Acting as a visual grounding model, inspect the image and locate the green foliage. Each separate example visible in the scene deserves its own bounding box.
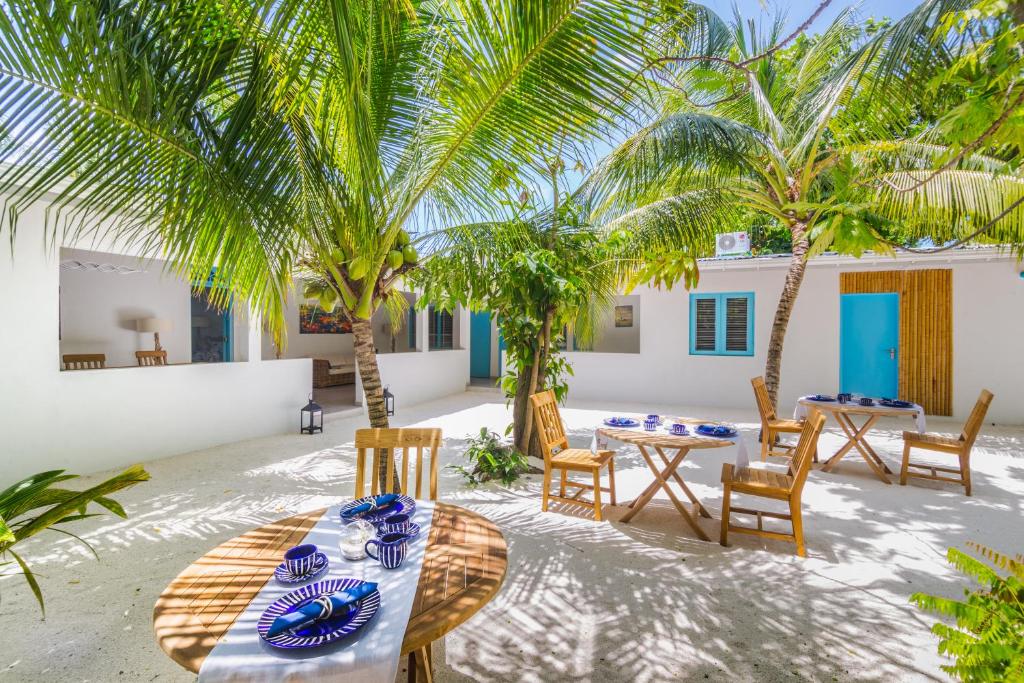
[0,465,150,616]
[912,542,1024,682]
[450,428,529,487]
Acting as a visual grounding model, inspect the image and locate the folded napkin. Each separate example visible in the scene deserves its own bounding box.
[267,582,379,637]
[697,424,736,437]
[341,494,399,519]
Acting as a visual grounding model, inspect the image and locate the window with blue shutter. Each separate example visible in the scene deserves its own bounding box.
[689,292,754,356]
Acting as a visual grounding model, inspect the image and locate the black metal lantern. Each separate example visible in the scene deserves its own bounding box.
[300,395,323,434]
[383,386,395,417]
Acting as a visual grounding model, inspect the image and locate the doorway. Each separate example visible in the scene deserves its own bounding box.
[840,292,899,397]
[470,311,492,378]
[191,288,232,363]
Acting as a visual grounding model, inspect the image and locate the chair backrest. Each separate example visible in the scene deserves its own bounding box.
[529,390,568,464]
[354,428,442,500]
[136,350,168,366]
[960,389,994,448]
[789,410,827,493]
[62,353,106,370]
[751,376,777,423]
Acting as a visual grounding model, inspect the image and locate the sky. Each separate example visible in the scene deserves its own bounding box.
[699,0,921,33]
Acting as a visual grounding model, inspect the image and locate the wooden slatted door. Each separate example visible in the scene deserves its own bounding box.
[839,269,952,415]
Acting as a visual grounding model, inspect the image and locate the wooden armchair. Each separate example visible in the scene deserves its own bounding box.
[752,376,805,461]
[354,428,442,500]
[720,410,826,557]
[529,390,616,521]
[136,350,168,366]
[62,353,106,370]
[900,389,993,496]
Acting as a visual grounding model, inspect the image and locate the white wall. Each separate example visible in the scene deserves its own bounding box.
[583,294,641,353]
[560,251,1024,425]
[354,349,470,412]
[0,205,313,481]
[59,248,191,367]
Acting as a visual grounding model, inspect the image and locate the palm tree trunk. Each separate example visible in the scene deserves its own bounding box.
[351,317,391,491]
[764,222,810,408]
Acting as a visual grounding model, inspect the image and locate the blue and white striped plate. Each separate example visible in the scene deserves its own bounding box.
[274,552,329,585]
[339,495,416,524]
[257,578,381,649]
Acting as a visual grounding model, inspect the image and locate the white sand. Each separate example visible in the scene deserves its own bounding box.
[2,391,1021,682]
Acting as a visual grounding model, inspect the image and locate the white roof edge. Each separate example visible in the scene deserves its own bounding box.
[697,246,1018,272]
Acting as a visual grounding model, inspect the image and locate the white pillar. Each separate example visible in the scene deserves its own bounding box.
[457,305,470,350]
[416,307,430,353]
[248,311,263,362]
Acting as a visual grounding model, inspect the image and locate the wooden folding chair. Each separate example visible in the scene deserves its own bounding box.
[752,376,805,461]
[529,390,616,522]
[354,428,442,500]
[62,353,106,370]
[720,410,826,557]
[900,389,993,496]
[136,350,168,366]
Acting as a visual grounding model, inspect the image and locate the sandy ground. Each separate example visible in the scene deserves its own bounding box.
[1,390,1022,683]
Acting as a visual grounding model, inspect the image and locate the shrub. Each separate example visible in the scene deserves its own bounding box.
[451,428,529,487]
[911,542,1024,682]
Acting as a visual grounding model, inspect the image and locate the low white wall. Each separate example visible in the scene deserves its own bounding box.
[0,205,313,481]
[354,349,470,413]
[562,251,1024,425]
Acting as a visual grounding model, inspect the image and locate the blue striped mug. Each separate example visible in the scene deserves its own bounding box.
[365,532,408,570]
[283,544,318,576]
[377,513,413,536]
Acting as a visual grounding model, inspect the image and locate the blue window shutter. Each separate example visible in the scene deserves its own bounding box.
[689,292,754,356]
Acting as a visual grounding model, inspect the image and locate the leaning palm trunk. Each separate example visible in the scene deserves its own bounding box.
[764,223,810,407]
[352,318,391,490]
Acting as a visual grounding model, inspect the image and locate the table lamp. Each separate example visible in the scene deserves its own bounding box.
[137,318,172,351]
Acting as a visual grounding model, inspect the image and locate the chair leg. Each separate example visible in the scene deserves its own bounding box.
[719,485,731,547]
[899,442,911,486]
[559,469,567,498]
[607,459,617,506]
[541,465,552,512]
[790,499,805,558]
[592,468,603,522]
[760,429,770,461]
[960,452,972,496]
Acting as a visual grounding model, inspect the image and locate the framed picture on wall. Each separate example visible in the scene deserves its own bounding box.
[614,305,634,328]
[299,304,353,334]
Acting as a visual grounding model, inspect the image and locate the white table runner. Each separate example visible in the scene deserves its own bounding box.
[198,499,435,683]
[794,397,926,433]
[592,425,750,468]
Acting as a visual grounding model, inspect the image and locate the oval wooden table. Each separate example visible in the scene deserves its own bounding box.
[153,502,507,682]
[597,425,733,541]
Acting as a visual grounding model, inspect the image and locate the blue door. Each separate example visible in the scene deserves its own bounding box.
[840,293,899,397]
[470,312,492,378]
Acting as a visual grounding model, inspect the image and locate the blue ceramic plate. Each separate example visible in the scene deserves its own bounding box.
[274,552,329,585]
[603,417,640,428]
[339,495,416,525]
[880,399,913,408]
[696,424,738,438]
[257,578,381,649]
[807,394,836,402]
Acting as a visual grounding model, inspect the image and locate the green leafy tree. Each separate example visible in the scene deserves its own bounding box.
[587,1,1024,407]
[912,542,1024,682]
[0,466,150,616]
[0,0,674,447]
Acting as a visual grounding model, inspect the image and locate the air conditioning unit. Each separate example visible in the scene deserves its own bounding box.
[715,231,751,258]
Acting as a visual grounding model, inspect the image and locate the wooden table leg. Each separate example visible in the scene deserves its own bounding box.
[621,446,711,541]
[654,446,713,519]
[827,414,891,484]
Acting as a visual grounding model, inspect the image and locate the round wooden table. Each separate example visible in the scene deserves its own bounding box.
[153,501,507,680]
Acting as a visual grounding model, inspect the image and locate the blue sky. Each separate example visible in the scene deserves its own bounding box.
[699,0,921,33]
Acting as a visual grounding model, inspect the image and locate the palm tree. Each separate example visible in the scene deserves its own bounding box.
[0,0,673,432]
[586,1,1024,407]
